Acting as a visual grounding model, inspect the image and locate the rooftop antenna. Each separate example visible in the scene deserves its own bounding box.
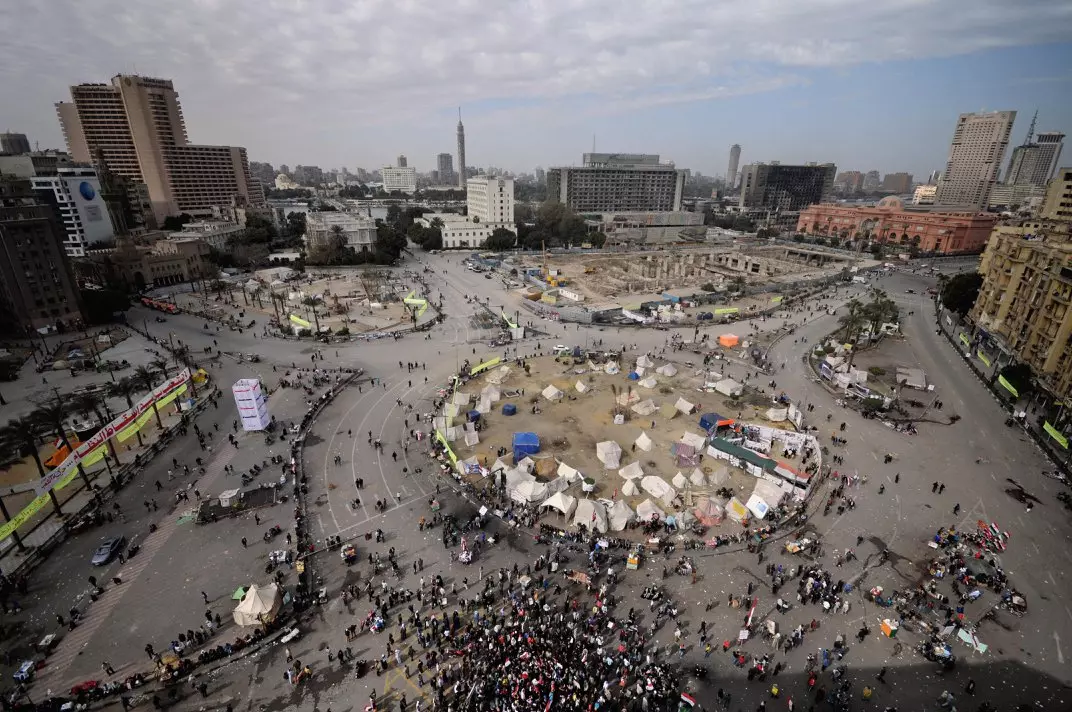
[1022,110,1038,146]
[592,134,596,153]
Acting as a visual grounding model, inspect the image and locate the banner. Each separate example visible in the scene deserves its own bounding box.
[977,350,991,367]
[289,314,311,328]
[501,310,518,329]
[0,493,51,542]
[403,296,428,317]
[1044,422,1068,449]
[997,375,1019,398]
[116,409,155,443]
[434,430,458,465]
[959,332,970,347]
[470,357,502,376]
[714,307,740,315]
[770,296,783,304]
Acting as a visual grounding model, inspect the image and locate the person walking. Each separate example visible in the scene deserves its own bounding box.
[202,591,210,605]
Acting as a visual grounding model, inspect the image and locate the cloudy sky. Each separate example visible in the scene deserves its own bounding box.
[3,0,1071,179]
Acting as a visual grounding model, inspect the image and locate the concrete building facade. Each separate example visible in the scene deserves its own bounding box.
[835,171,865,193]
[304,211,377,251]
[935,110,1016,207]
[0,132,32,155]
[881,172,914,194]
[1005,132,1065,189]
[546,154,686,213]
[30,166,116,257]
[738,162,836,212]
[796,196,998,254]
[381,166,417,194]
[436,153,454,185]
[1042,167,1072,221]
[55,74,264,223]
[437,176,517,249]
[727,144,741,188]
[972,219,1072,400]
[0,178,85,335]
[80,234,211,290]
[913,185,937,205]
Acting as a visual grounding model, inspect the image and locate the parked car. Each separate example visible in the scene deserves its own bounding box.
[91,536,127,566]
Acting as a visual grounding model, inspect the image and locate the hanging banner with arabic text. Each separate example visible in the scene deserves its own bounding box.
[1044,422,1068,449]
[976,350,991,367]
[997,375,1019,398]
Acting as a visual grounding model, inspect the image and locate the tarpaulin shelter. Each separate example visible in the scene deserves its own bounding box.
[616,390,640,406]
[541,492,577,518]
[232,583,282,626]
[627,371,640,381]
[453,392,471,405]
[464,431,479,447]
[502,403,517,416]
[641,475,676,505]
[575,380,588,393]
[637,354,655,369]
[715,378,743,397]
[631,399,657,416]
[745,494,770,520]
[675,398,696,415]
[660,403,679,419]
[604,361,620,375]
[671,472,689,489]
[725,496,749,523]
[621,480,640,496]
[596,440,622,469]
[557,461,580,481]
[481,385,501,402]
[718,334,740,348]
[512,480,548,504]
[636,498,667,522]
[693,497,725,526]
[572,499,608,533]
[618,460,644,480]
[486,366,512,384]
[689,468,707,487]
[606,500,634,531]
[679,431,707,449]
[231,586,249,600]
[699,413,734,431]
[638,376,658,389]
[541,385,564,401]
[634,431,653,452]
[671,442,701,467]
[753,478,788,508]
[634,366,646,377]
[708,464,730,486]
[512,432,540,464]
[656,363,678,377]
[516,456,536,473]
[467,410,481,422]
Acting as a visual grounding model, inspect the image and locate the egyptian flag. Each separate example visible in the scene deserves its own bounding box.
[681,692,697,707]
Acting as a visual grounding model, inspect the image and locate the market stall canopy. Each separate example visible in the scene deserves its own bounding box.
[641,475,676,505]
[542,385,564,401]
[636,498,667,522]
[606,500,634,531]
[596,440,623,469]
[634,431,653,452]
[232,583,282,626]
[656,364,678,377]
[631,399,658,416]
[619,460,644,480]
[572,499,608,533]
[541,492,577,517]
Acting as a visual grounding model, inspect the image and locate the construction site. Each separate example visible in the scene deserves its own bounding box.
[438,348,821,536]
[508,244,860,304]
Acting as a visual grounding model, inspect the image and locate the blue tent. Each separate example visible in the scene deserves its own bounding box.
[467,410,481,422]
[627,372,640,380]
[502,403,517,416]
[512,432,540,464]
[699,413,723,431]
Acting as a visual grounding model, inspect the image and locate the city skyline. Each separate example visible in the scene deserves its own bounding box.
[1,1,1071,179]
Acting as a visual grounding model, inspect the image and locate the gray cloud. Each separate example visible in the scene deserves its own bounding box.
[1,0,1069,168]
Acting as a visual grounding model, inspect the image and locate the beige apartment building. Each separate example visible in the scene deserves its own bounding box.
[972,215,1072,399]
[56,75,264,224]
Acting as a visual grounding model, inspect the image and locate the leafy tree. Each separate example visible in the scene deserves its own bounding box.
[286,211,307,238]
[386,204,403,227]
[862,289,899,338]
[30,400,93,488]
[587,231,607,248]
[161,213,194,231]
[999,362,1033,396]
[484,228,517,251]
[243,213,278,242]
[940,272,983,317]
[264,188,313,200]
[869,243,885,259]
[700,282,717,292]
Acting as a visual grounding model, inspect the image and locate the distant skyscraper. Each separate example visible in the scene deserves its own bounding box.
[738,163,836,211]
[727,144,741,189]
[534,167,546,185]
[935,110,1016,207]
[881,172,914,193]
[1003,113,1064,190]
[862,171,881,191]
[456,109,466,189]
[397,154,407,168]
[436,152,453,184]
[1,132,31,155]
[928,170,941,185]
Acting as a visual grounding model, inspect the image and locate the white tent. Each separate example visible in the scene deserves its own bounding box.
[442,426,462,442]
[464,431,480,447]
[572,499,608,533]
[637,354,655,369]
[708,464,731,486]
[641,475,677,505]
[476,396,493,414]
[486,366,511,384]
[675,397,696,415]
[541,492,577,518]
[481,385,501,402]
[672,472,689,489]
[656,364,678,377]
[689,468,707,487]
[233,583,282,626]
[633,366,646,378]
[621,480,640,496]
[636,498,667,522]
[517,456,536,473]
[680,431,707,449]
[631,399,658,416]
[512,480,548,504]
[542,385,564,401]
[634,431,653,452]
[745,494,770,520]
[443,404,459,418]
[715,378,743,397]
[616,390,640,406]
[596,440,623,469]
[575,380,588,393]
[505,467,535,492]
[453,391,472,405]
[618,461,644,480]
[557,461,580,481]
[604,361,620,375]
[606,500,634,531]
[638,376,658,389]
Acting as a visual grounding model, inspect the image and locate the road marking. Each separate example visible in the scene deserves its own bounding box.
[1049,571,1057,586]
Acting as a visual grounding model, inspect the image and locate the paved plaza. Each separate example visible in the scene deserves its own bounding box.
[1,250,1070,711]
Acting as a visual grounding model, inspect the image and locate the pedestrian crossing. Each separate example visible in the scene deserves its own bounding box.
[34,444,241,691]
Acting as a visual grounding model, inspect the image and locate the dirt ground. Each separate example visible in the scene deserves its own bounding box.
[449,353,807,527]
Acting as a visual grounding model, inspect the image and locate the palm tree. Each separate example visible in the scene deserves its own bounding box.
[863,290,899,342]
[0,417,63,534]
[107,376,144,446]
[70,391,120,466]
[132,367,164,429]
[30,400,92,489]
[838,299,867,368]
[150,356,170,380]
[302,296,321,334]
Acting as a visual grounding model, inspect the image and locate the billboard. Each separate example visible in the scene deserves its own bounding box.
[64,175,114,246]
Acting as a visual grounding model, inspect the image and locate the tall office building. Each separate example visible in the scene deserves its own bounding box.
[0,132,32,155]
[55,74,264,224]
[397,154,408,168]
[546,154,687,213]
[456,109,466,189]
[381,166,417,194]
[0,177,85,335]
[436,153,454,184]
[881,172,914,194]
[862,171,881,191]
[1041,167,1072,221]
[1005,133,1065,189]
[31,166,116,257]
[738,162,836,212]
[727,144,741,189]
[935,110,1016,207]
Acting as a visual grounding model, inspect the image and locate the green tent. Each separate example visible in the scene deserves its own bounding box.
[231,586,249,600]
